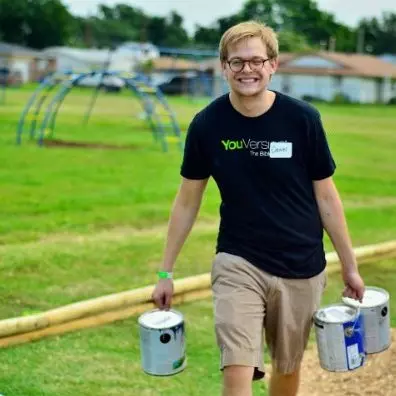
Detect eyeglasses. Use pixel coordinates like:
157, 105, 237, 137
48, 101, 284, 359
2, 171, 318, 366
227, 58, 270, 73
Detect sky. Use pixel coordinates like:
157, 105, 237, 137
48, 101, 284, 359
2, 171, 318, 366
64, 0, 396, 35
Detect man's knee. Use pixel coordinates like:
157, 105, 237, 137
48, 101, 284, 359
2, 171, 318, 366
269, 363, 301, 396
271, 361, 301, 378
223, 365, 254, 396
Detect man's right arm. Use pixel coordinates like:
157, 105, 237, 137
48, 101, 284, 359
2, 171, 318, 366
160, 176, 209, 272
152, 176, 209, 309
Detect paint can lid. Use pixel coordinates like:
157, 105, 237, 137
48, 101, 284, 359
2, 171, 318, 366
315, 304, 358, 323
342, 287, 389, 308
138, 309, 183, 329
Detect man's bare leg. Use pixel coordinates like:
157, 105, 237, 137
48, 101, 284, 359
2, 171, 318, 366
269, 364, 301, 396
222, 365, 254, 396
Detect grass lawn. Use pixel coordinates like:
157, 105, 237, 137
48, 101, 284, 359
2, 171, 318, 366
0, 86, 395, 395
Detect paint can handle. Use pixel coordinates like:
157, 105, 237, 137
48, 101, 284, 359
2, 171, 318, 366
351, 307, 361, 332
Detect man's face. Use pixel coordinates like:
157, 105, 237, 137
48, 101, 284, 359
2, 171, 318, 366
222, 37, 278, 97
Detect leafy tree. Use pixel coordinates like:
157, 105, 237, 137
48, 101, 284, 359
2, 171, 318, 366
0, 0, 74, 48
358, 12, 396, 54
194, 25, 220, 47
0, 0, 393, 56
240, 0, 280, 29
277, 30, 313, 52
164, 12, 190, 47
275, 0, 356, 51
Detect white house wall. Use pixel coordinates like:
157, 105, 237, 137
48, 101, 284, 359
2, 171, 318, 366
339, 77, 361, 102
53, 54, 90, 73
0, 56, 9, 68
342, 77, 376, 103
380, 77, 393, 103
12, 59, 30, 83
270, 74, 386, 103
270, 74, 336, 101
268, 74, 282, 92
361, 79, 377, 103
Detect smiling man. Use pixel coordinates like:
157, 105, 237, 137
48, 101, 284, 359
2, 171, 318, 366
152, 20, 365, 396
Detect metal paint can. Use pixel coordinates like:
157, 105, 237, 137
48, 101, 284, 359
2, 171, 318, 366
313, 303, 366, 372
138, 309, 186, 376
342, 286, 391, 354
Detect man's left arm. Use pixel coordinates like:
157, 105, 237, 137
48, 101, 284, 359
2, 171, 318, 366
313, 176, 365, 301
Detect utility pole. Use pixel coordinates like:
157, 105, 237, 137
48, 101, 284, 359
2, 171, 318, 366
357, 27, 365, 53
329, 36, 336, 52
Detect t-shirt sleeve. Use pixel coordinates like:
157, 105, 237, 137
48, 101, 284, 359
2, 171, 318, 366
180, 114, 211, 180
307, 111, 336, 180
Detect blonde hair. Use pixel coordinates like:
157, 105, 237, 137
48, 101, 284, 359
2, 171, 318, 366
219, 20, 279, 61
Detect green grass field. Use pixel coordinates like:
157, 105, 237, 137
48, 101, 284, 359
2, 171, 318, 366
0, 86, 395, 395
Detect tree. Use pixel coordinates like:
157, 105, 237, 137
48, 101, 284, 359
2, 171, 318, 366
163, 11, 190, 47
239, 0, 280, 29
194, 25, 220, 47
0, 0, 74, 48
277, 30, 313, 52
147, 16, 167, 45
358, 12, 396, 54
275, 0, 355, 51
83, 4, 190, 48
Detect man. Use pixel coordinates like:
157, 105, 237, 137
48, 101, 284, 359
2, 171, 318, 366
152, 20, 365, 396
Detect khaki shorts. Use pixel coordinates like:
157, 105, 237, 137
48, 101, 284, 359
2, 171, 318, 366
211, 252, 327, 380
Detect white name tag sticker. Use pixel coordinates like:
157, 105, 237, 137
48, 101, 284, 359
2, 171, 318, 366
269, 142, 292, 158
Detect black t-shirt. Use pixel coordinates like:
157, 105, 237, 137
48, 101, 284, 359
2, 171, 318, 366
180, 91, 336, 279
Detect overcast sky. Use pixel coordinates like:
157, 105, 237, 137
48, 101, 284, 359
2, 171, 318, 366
64, 0, 396, 34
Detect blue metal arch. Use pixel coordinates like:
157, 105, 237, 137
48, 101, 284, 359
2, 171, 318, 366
16, 72, 74, 145
37, 70, 183, 152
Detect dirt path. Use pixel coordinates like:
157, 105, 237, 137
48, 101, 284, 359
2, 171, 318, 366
297, 330, 395, 396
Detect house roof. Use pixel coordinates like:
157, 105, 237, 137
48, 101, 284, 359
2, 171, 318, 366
42, 47, 120, 64
201, 51, 396, 78
152, 56, 199, 71
40, 46, 145, 72
279, 51, 396, 78
0, 42, 40, 57
380, 54, 396, 65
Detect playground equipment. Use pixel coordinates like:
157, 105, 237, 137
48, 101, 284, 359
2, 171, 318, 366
16, 70, 184, 152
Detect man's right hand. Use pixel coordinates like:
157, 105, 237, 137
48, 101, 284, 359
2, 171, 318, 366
152, 279, 174, 310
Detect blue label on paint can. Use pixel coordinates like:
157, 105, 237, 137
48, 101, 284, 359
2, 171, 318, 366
343, 313, 366, 370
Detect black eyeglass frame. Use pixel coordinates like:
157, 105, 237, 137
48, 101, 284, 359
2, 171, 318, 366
226, 57, 271, 72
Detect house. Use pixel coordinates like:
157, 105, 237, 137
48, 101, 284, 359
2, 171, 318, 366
39, 47, 140, 74
39, 43, 160, 75
36, 46, 153, 88
118, 41, 160, 60
272, 52, 396, 104
0, 42, 42, 84
381, 54, 396, 65
203, 51, 396, 104
148, 56, 201, 86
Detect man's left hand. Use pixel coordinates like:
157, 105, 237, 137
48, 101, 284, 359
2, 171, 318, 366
342, 270, 365, 302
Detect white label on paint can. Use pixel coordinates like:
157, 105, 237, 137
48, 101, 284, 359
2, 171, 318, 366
347, 344, 360, 369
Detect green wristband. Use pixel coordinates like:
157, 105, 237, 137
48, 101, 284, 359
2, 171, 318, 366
158, 271, 173, 279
